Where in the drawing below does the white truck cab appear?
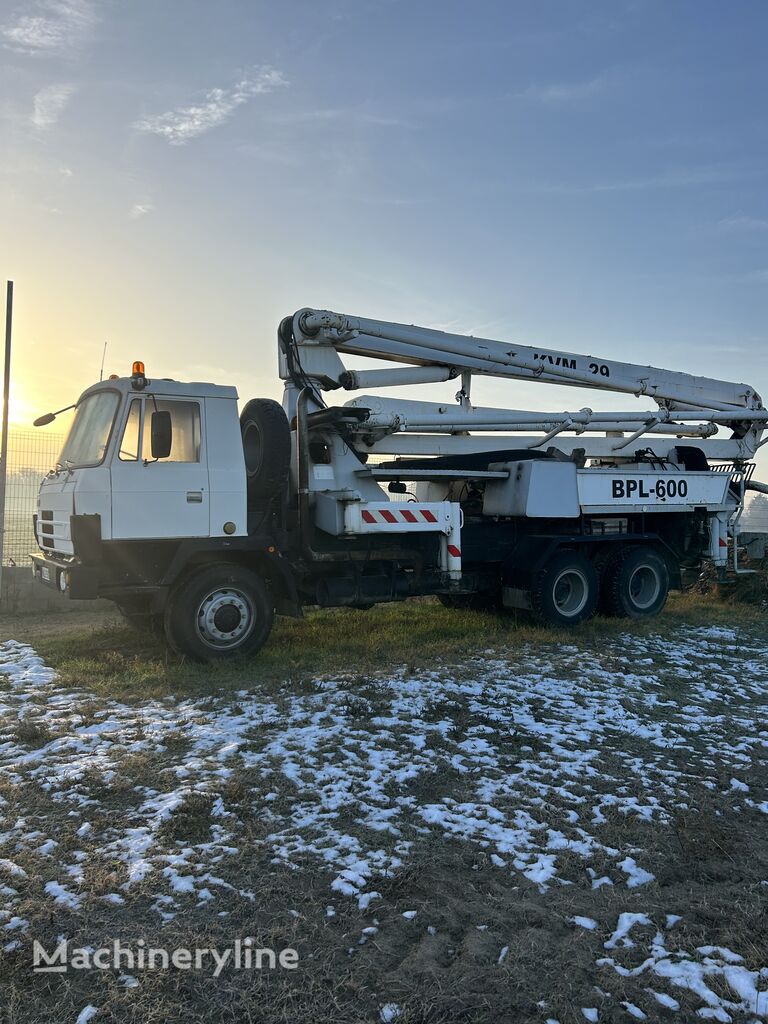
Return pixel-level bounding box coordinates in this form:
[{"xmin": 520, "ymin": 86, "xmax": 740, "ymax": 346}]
[{"xmin": 35, "ymin": 368, "xmax": 246, "ymax": 562}]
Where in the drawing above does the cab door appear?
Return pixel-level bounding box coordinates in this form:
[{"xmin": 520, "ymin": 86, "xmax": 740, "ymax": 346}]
[{"xmin": 110, "ymin": 397, "xmax": 210, "ymax": 539}]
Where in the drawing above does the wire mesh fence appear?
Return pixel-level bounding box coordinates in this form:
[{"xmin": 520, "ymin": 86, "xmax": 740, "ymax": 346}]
[{"xmin": 1, "ymin": 428, "xmax": 64, "ymax": 566}]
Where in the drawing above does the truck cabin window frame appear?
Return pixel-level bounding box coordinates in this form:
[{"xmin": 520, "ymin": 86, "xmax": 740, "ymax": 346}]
[
  {"xmin": 117, "ymin": 398, "xmax": 201, "ymax": 464},
  {"xmin": 57, "ymin": 389, "xmax": 121, "ymax": 470},
  {"xmin": 118, "ymin": 399, "xmax": 142, "ymax": 461},
  {"xmin": 140, "ymin": 399, "xmax": 201, "ymax": 464}
]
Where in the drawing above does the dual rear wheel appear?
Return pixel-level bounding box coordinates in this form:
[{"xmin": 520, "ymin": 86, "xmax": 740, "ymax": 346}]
[
  {"xmin": 532, "ymin": 545, "xmax": 669, "ymax": 626},
  {"xmin": 600, "ymin": 545, "xmax": 669, "ymax": 619},
  {"xmin": 533, "ymin": 544, "xmax": 669, "ymax": 626},
  {"xmin": 531, "ymin": 551, "xmax": 598, "ymax": 626}
]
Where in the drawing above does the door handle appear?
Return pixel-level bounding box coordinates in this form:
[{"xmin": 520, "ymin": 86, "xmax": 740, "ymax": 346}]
[{"xmin": 186, "ymin": 491, "xmax": 204, "ymax": 503}]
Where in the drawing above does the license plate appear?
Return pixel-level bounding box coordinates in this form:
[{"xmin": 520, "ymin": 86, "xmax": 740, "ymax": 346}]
[{"xmin": 41, "ymin": 566, "xmax": 51, "ymax": 583}]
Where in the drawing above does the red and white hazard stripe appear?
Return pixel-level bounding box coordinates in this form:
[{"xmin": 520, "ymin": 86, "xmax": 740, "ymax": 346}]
[
  {"xmin": 348, "ymin": 501, "xmax": 463, "ymax": 581},
  {"xmin": 361, "ymin": 507, "xmax": 439, "ymax": 525}
]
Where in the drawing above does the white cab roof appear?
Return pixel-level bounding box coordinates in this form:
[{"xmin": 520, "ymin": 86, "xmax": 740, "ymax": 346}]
[{"xmin": 79, "ymin": 377, "xmax": 238, "ymax": 402}]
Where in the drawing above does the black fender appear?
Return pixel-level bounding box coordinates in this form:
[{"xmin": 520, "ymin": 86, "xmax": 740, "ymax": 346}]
[{"xmin": 158, "ymin": 537, "xmax": 302, "ymax": 617}]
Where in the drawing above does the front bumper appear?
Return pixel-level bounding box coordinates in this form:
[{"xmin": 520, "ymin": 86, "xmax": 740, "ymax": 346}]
[{"xmin": 31, "ymin": 552, "xmax": 99, "ymax": 600}]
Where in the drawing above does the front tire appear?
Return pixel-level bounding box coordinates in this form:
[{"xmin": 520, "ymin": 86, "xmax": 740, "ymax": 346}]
[
  {"xmin": 603, "ymin": 546, "xmax": 669, "ymax": 619},
  {"xmin": 531, "ymin": 550, "xmax": 598, "ymax": 627},
  {"xmin": 164, "ymin": 564, "xmax": 274, "ymax": 662}
]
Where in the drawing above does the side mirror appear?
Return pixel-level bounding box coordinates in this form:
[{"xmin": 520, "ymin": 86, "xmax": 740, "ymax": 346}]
[{"xmin": 150, "ymin": 411, "xmax": 172, "ymax": 460}]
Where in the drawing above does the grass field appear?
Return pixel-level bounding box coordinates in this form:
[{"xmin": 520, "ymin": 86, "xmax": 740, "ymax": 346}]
[{"xmin": 0, "ymin": 597, "xmax": 766, "ymax": 1023}]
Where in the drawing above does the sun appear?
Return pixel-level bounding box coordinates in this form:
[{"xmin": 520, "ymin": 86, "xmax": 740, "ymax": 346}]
[{"xmin": 7, "ymin": 385, "xmax": 35, "ymax": 427}]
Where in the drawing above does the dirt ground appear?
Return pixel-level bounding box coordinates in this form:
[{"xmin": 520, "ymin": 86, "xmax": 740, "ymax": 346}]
[{"xmin": 0, "ymin": 600, "xmax": 766, "ymax": 1023}]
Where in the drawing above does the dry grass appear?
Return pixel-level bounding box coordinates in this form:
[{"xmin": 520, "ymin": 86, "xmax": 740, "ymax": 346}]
[
  {"xmin": 1, "ymin": 591, "xmax": 764, "ymax": 703},
  {"xmin": 0, "ymin": 596, "xmax": 766, "ymax": 1022}
]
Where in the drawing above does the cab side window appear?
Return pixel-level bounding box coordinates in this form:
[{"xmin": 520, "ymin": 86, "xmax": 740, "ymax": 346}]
[
  {"xmin": 118, "ymin": 400, "xmax": 141, "ymax": 461},
  {"xmin": 142, "ymin": 401, "xmax": 201, "ymax": 463}
]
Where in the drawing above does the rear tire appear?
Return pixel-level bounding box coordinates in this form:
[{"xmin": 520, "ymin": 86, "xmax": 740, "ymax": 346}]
[
  {"xmin": 531, "ymin": 550, "xmax": 598, "ymax": 627},
  {"xmin": 603, "ymin": 546, "xmax": 669, "ymax": 619},
  {"xmin": 164, "ymin": 563, "xmax": 274, "ymax": 663}
]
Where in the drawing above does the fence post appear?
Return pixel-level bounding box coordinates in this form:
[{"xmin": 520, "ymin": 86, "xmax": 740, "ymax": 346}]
[{"xmin": 0, "ymin": 281, "xmax": 13, "ymax": 603}]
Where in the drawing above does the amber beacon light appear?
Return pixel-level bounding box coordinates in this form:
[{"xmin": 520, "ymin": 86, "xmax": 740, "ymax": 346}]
[{"xmin": 130, "ymin": 360, "xmax": 149, "ymax": 391}]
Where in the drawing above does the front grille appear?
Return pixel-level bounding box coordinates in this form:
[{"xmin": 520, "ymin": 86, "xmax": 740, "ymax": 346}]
[{"xmin": 35, "ymin": 506, "xmax": 72, "ymax": 553}]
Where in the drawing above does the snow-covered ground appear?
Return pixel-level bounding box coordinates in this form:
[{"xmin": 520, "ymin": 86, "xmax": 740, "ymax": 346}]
[{"xmin": 0, "ymin": 626, "xmax": 766, "ymax": 1022}]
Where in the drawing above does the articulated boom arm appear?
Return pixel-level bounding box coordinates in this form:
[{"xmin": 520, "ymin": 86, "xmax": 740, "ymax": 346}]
[
  {"xmin": 283, "ymin": 308, "xmax": 767, "ymax": 460},
  {"xmin": 294, "ymin": 309, "xmax": 762, "ymax": 412}
]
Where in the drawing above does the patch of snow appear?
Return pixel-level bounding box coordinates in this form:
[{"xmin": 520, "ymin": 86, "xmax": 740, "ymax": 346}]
[
  {"xmin": 619, "ymin": 857, "xmax": 655, "ymax": 888},
  {"xmin": 573, "ymin": 916, "xmax": 598, "ymax": 930},
  {"xmin": 604, "ymin": 913, "xmax": 651, "ymax": 949},
  {"xmin": 621, "ymin": 1002, "xmax": 647, "ymax": 1020},
  {"xmin": 646, "ymin": 989, "xmax": 680, "ymax": 1010},
  {"xmin": 0, "ymin": 859, "xmax": 27, "ymax": 879},
  {"xmin": 44, "ymin": 881, "xmax": 81, "ymax": 910},
  {"xmin": 600, "ymin": 916, "xmax": 768, "ymax": 1021}
]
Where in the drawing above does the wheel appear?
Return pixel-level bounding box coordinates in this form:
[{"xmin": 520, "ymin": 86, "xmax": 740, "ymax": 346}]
[
  {"xmin": 240, "ymin": 399, "xmax": 291, "ymax": 511},
  {"xmin": 164, "ymin": 563, "xmax": 274, "ymax": 662},
  {"xmin": 531, "ymin": 550, "xmax": 598, "ymax": 627},
  {"xmin": 603, "ymin": 546, "xmax": 669, "ymax": 619},
  {"xmin": 114, "ymin": 597, "xmax": 162, "ymax": 636}
]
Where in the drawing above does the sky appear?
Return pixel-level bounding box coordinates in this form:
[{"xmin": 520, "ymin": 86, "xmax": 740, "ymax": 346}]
[{"xmin": 1, "ymin": 0, "xmax": 767, "ymax": 471}]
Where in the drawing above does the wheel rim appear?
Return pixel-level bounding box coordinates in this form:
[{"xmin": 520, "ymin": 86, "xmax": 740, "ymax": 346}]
[
  {"xmin": 628, "ymin": 564, "xmax": 661, "ymax": 610},
  {"xmin": 196, "ymin": 587, "xmax": 255, "ymax": 649},
  {"xmin": 552, "ymin": 568, "xmax": 589, "ymax": 617}
]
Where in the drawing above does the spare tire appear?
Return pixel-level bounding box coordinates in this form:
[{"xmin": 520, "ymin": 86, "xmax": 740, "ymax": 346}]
[{"xmin": 240, "ymin": 399, "xmax": 291, "ymax": 508}]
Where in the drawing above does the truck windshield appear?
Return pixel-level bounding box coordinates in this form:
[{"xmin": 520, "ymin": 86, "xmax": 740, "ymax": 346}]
[{"xmin": 57, "ymin": 390, "xmax": 120, "ymax": 468}]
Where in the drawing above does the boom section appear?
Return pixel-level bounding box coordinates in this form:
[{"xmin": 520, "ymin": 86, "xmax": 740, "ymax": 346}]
[{"xmin": 293, "ymin": 308, "xmax": 762, "ymax": 413}]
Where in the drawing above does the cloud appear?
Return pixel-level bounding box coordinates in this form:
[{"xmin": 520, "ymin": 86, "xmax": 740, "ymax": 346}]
[
  {"xmin": 1, "ymin": 0, "xmax": 96, "ymax": 55},
  {"xmin": 717, "ymin": 215, "xmax": 768, "ymax": 232},
  {"xmin": 519, "ymin": 78, "xmax": 604, "ymax": 104},
  {"xmin": 31, "ymin": 83, "xmax": 76, "ymax": 128},
  {"xmin": 129, "ymin": 202, "xmax": 153, "ymax": 220},
  {"xmin": 134, "ymin": 67, "xmax": 287, "ymax": 145}
]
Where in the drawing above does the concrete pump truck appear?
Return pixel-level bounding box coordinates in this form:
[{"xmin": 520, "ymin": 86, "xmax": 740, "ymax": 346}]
[{"xmin": 31, "ymin": 307, "xmax": 768, "ymax": 661}]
